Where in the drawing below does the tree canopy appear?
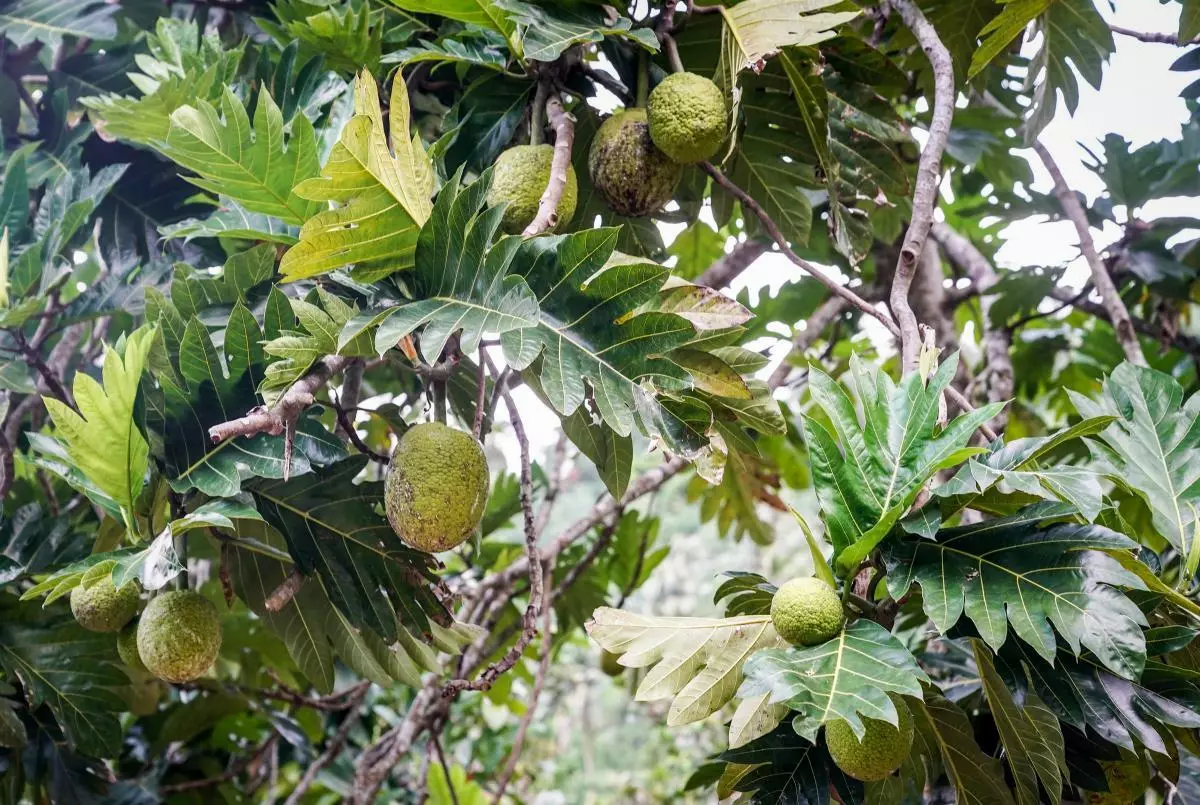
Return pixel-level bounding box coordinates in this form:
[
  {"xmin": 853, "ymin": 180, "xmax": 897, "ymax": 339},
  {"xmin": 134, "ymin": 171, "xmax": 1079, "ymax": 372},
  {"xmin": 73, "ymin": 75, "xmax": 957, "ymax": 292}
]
[{"xmin": 1, "ymin": 0, "xmax": 1200, "ymax": 802}]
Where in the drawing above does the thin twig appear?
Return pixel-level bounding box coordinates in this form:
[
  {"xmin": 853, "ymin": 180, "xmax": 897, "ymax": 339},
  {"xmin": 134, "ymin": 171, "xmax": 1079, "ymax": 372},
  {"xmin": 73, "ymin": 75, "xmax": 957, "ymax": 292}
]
[
  {"xmin": 700, "ymin": 162, "xmax": 898, "ymax": 336},
  {"xmin": 442, "ymin": 355, "xmax": 543, "ymax": 696},
  {"xmin": 887, "ymin": 0, "xmax": 956, "ymax": 374},
  {"xmin": 580, "ymin": 64, "xmax": 633, "ymax": 104},
  {"xmin": 1033, "ymin": 141, "xmax": 1146, "ymax": 365},
  {"xmin": 14, "ymin": 331, "xmax": 76, "ymax": 412},
  {"xmin": 332, "ymin": 393, "xmax": 389, "ymax": 464},
  {"xmin": 209, "ymin": 356, "xmax": 350, "ymax": 443},
  {"xmin": 1111, "ymin": 25, "xmax": 1200, "ymax": 45},
  {"xmin": 431, "ymin": 732, "xmax": 460, "ymax": 805},
  {"xmin": 282, "ymin": 686, "xmax": 369, "ymax": 805},
  {"xmin": 522, "ymin": 92, "xmax": 575, "ymax": 237},
  {"xmin": 159, "ymin": 736, "xmax": 277, "ymax": 793},
  {"xmin": 767, "ymin": 295, "xmax": 852, "ymax": 390},
  {"xmin": 491, "ymin": 555, "xmax": 556, "ymax": 803}
]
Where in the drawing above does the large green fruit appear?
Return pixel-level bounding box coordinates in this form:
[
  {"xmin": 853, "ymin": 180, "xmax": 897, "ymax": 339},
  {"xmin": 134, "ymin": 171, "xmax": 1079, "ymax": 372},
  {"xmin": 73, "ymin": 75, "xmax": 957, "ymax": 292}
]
[
  {"xmin": 137, "ymin": 591, "xmax": 222, "ymax": 683},
  {"xmin": 647, "ymin": 72, "xmax": 726, "ymax": 163},
  {"xmin": 769, "ymin": 577, "xmax": 845, "ymax": 646},
  {"xmin": 825, "ymin": 695, "xmax": 914, "ymax": 782},
  {"xmin": 385, "ymin": 423, "xmax": 490, "ymax": 553},
  {"xmin": 117, "ymin": 624, "xmax": 148, "ymax": 673},
  {"xmin": 587, "ymin": 108, "xmax": 681, "ymax": 217},
  {"xmin": 70, "ymin": 576, "xmax": 140, "ymax": 633},
  {"xmin": 486, "ymin": 144, "xmax": 578, "ymax": 234}
]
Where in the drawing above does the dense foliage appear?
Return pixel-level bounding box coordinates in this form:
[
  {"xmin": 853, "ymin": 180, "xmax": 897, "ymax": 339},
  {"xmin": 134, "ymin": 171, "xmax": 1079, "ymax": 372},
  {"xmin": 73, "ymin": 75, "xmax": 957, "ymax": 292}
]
[{"xmin": 1, "ymin": 0, "xmax": 1200, "ymax": 802}]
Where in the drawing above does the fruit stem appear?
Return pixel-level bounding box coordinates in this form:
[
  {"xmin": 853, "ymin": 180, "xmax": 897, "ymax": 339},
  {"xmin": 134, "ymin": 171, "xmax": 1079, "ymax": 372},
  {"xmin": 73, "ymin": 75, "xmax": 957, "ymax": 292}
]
[
  {"xmin": 432, "ymin": 378, "xmax": 447, "ymax": 424},
  {"xmin": 636, "ymin": 50, "xmax": 649, "ymax": 107},
  {"xmin": 529, "ymin": 79, "xmax": 548, "ymax": 146}
]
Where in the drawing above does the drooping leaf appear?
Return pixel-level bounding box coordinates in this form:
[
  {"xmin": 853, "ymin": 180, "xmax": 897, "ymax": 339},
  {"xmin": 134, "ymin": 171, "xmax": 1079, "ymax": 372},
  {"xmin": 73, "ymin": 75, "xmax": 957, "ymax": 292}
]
[
  {"xmin": 972, "ymin": 641, "xmax": 1065, "ymax": 805},
  {"xmin": 281, "ymin": 69, "xmax": 433, "ymax": 281},
  {"xmin": 343, "ymin": 171, "xmax": 538, "ymax": 363},
  {"xmin": 43, "ymin": 326, "xmax": 155, "ymax": 527},
  {"xmin": 1069, "ymin": 362, "xmax": 1200, "ymax": 555},
  {"xmin": 718, "ymin": 0, "xmax": 858, "ymax": 77},
  {"xmin": 248, "ymin": 456, "xmax": 452, "ymax": 642},
  {"xmin": 0, "ymin": 0, "xmax": 118, "ymax": 49},
  {"xmin": 0, "ymin": 596, "xmax": 127, "ymax": 757},
  {"xmin": 586, "ymin": 607, "xmax": 784, "ymax": 743},
  {"xmin": 718, "ymin": 725, "xmax": 864, "ymax": 805},
  {"xmin": 911, "ymin": 690, "xmax": 1016, "ymax": 805},
  {"xmin": 886, "ymin": 503, "xmax": 1148, "ymax": 679},
  {"xmin": 739, "ymin": 619, "xmax": 928, "ymax": 742},
  {"xmin": 494, "ymin": 0, "xmax": 658, "ymax": 62},
  {"xmin": 803, "ymin": 354, "xmax": 1003, "ymax": 574}
]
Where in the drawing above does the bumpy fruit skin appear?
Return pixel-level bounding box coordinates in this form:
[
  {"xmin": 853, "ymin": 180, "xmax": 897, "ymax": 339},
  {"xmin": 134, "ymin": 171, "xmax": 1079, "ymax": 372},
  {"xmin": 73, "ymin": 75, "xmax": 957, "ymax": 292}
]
[
  {"xmin": 647, "ymin": 72, "xmax": 727, "ymax": 164},
  {"xmin": 385, "ymin": 423, "xmax": 490, "ymax": 553},
  {"xmin": 1086, "ymin": 755, "xmax": 1149, "ymax": 805},
  {"xmin": 600, "ymin": 650, "xmax": 625, "ymax": 677},
  {"xmin": 825, "ymin": 695, "xmax": 915, "ymax": 782},
  {"xmin": 70, "ymin": 577, "xmax": 140, "ymax": 633},
  {"xmin": 137, "ymin": 591, "xmax": 222, "ymax": 683},
  {"xmin": 117, "ymin": 624, "xmax": 147, "ymax": 673},
  {"xmin": 587, "ymin": 108, "xmax": 682, "ymax": 217},
  {"xmin": 770, "ymin": 577, "xmax": 845, "ymax": 646},
  {"xmin": 486, "ymin": 144, "xmax": 579, "ymax": 234}
]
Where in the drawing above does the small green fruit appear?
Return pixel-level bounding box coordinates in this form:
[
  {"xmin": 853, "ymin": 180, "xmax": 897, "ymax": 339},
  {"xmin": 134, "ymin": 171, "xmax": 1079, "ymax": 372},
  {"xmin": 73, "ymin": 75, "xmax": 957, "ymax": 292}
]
[
  {"xmin": 647, "ymin": 72, "xmax": 726, "ymax": 164},
  {"xmin": 487, "ymin": 144, "xmax": 579, "ymax": 234},
  {"xmin": 587, "ymin": 108, "xmax": 681, "ymax": 217},
  {"xmin": 70, "ymin": 576, "xmax": 140, "ymax": 633},
  {"xmin": 769, "ymin": 577, "xmax": 845, "ymax": 646},
  {"xmin": 600, "ymin": 650, "xmax": 624, "ymax": 677},
  {"xmin": 137, "ymin": 591, "xmax": 222, "ymax": 683},
  {"xmin": 385, "ymin": 423, "xmax": 490, "ymax": 553},
  {"xmin": 825, "ymin": 695, "xmax": 914, "ymax": 782},
  {"xmin": 117, "ymin": 624, "xmax": 147, "ymax": 673}
]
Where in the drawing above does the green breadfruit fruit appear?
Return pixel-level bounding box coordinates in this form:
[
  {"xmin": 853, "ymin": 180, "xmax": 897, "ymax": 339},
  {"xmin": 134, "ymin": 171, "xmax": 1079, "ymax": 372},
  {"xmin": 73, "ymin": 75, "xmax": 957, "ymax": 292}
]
[
  {"xmin": 117, "ymin": 624, "xmax": 148, "ymax": 673},
  {"xmin": 120, "ymin": 671, "xmax": 163, "ymax": 716},
  {"xmin": 137, "ymin": 591, "xmax": 222, "ymax": 683},
  {"xmin": 825, "ymin": 694, "xmax": 915, "ymax": 782},
  {"xmin": 70, "ymin": 576, "xmax": 140, "ymax": 633},
  {"xmin": 385, "ymin": 422, "xmax": 490, "ymax": 553},
  {"xmin": 1086, "ymin": 753, "xmax": 1150, "ymax": 805},
  {"xmin": 600, "ymin": 650, "xmax": 625, "ymax": 677},
  {"xmin": 486, "ymin": 144, "xmax": 579, "ymax": 234},
  {"xmin": 587, "ymin": 108, "xmax": 681, "ymax": 217},
  {"xmin": 647, "ymin": 72, "xmax": 727, "ymax": 164},
  {"xmin": 769, "ymin": 577, "xmax": 845, "ymax": 646}
]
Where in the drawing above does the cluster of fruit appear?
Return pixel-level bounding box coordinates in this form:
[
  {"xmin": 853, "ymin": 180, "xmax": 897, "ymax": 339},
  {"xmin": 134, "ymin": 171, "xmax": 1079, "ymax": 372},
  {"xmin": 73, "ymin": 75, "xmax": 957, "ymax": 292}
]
[
  {"xmin": 487, "ymin": 72, "xmax": 727, "ymax": 232},
  {"xmin": 71, "ymin": 577, "xmax": 222, "ymax": 713}
]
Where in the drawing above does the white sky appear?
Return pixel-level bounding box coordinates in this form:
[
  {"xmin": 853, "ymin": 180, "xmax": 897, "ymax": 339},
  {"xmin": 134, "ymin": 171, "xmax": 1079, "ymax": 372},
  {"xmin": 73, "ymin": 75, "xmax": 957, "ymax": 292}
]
[{"xmin": 486, "ymin": 0, "xmax": 1199, "ymax": 463}]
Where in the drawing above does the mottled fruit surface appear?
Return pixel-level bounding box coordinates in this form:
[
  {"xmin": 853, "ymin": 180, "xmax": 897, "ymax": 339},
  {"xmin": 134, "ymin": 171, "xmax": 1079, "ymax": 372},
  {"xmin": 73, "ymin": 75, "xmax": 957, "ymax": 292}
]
[
  {"xmin": 587, "ymin": 108, "xmax": 681, "ymax": 217},
  {"xmin": 117, "ymin": 624, "xmax": 147, "ymax": 672},
  {"xmin": 385, "ymin": 423, "xmax": 490, "ymax": 553},
  {"xmin": 770, "ymin": 577, "xmax": 845, "ymax": 646},
  {"xmin": 70, "ymin": 576, "xmax": 140, "ymax": 633},
  {"xmin": 137, "ymin": 591, "xmax": 222, "ymax": 683},
  {"xmin": 600, "ymin": 649, "xmax": 625, "ymax": 677},
  {"xmin": 647, "ymin": 72, "xmax": 726, "ymax": 163},
  {"xmin": 486, "ymin": 144, "xmax": 578, "ymax": 233},
  {"xmin": 825, "ymin": 695, "xmax": 915, "ymax": 782}
]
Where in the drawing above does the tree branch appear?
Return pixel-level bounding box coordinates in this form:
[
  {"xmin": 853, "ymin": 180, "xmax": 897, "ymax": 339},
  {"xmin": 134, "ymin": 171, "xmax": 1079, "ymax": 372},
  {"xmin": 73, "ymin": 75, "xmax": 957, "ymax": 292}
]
[
  {"xmin": 930, "ymin": 222, "xmax": 1013, "ymax": 432},
  {"xmin": 1049, "ymin": 286, "xmax": 1200, "ymax": 356},
  {"xmin": 1111, "ymin": 25, "xmax": 1200, "ymax": 45},
  {"xmin": 887, "ymin": 0, "xmax": 956, "ymax": 374},
  {"xmin": 522, "ymin": 92, "xmax": 575, "ymax": 237},
  {"xmin": 700, "ymin": 162, "xmax": 898, "ymax": 336},
  {"xmin": 1032, "ymin": 141, "xmax": 1147, "ymax": 366},
  {"xmin": 265, "ymin": 569, "xmax": 306, "ymax": 612},
  {"xmin": 766, "ymin": 295, "xmax": 851, "ymax": 389},
  {"xmin": 695, "ymin": 238, "xmax": 769, "ymax": 289},
  {"xmin": 282, "ymin": 685, "xmax": 370, "ymax": 805}
]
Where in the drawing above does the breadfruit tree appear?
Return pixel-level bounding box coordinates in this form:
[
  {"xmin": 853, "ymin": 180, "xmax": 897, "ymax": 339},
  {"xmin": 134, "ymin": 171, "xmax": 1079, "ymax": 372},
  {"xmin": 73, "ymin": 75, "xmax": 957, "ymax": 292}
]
[{"xmin": 2, "ymin": 0, "xmax": 1200, "ymax": 802}]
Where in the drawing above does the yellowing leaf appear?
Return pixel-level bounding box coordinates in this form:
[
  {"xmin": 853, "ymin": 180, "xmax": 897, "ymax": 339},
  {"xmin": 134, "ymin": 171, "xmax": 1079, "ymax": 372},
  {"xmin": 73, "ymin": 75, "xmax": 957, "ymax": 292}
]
[
  {"xmin": 281, "ymin": 70, "xmax": 433, "ymax": 282},
  {"xmin": 43, "ymin": 326, "xmax": 156, "ymax": 524},
  {"xmin": 719, "ymin": 0, "xmax": 858, "ymax": 73}
]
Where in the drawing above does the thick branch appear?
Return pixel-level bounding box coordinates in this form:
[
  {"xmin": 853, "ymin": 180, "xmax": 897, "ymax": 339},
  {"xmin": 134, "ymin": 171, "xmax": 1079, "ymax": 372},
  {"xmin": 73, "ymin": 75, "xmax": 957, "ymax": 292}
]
[
  {"xmin": 695, "ymin": 238, "xmax": 769, "ymax": 289},
  {"xmin": 700, "ymin": 162, "xmax": 898, "ymax": 336},
  {"xmin": 1033, "ymin": 141, "xmax": 1147, "ymax": 366},
  {"xmin": 522, "ymin": 93, "xmax": 575, "ymax": 237},
  {"xmin": 1111, "ymin": 25, "xmax": 1200, "ymax": 45},
  {"xmin": 887, "ymin": 0, "xmax": 956, "ymax": 374},
  {"xmin": 208, "ymin": 356, "xmax": 350, "ymax": 443}
]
